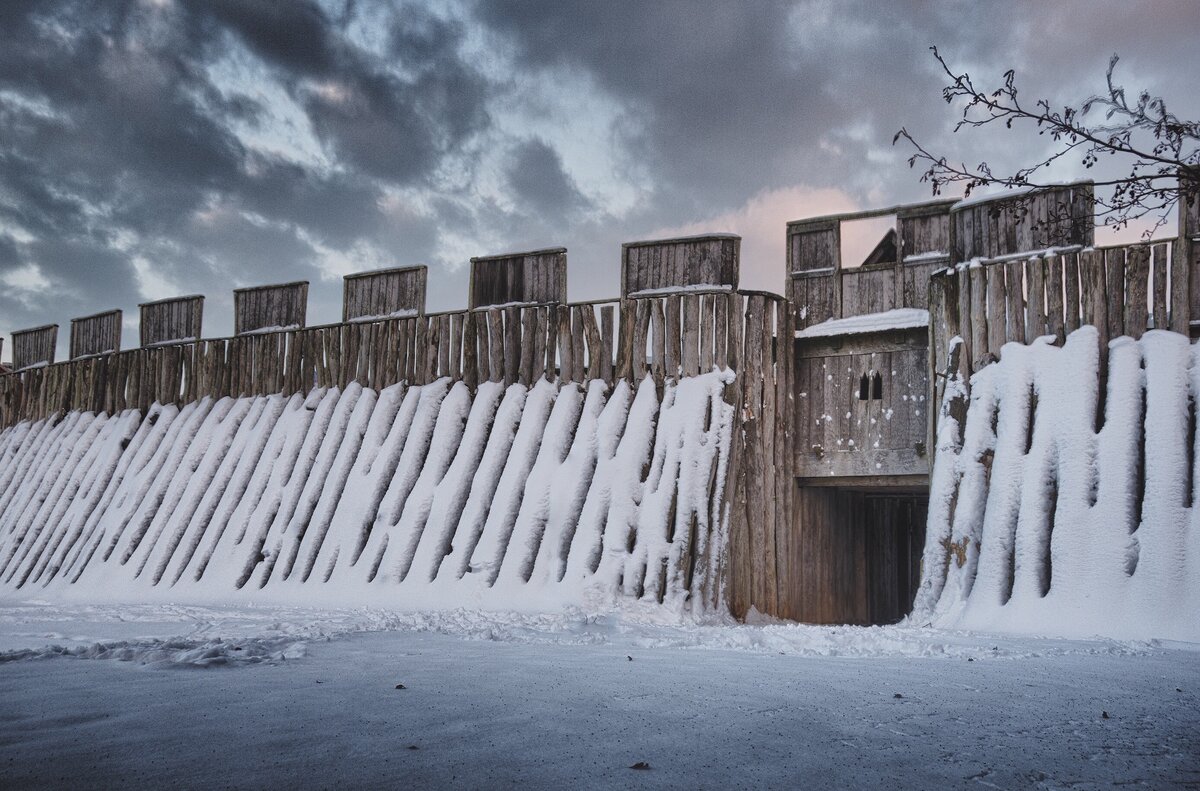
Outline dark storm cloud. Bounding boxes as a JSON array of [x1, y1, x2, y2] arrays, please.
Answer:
[[0, 0, 493, 353], [0, 0, 1196, 361], [506, 138, 591, 220]]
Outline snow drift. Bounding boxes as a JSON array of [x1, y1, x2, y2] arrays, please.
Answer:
[[914, 327, 1200, 642], [0, 371, 735, 615]]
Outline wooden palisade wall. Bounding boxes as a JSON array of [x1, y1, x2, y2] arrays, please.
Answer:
[[469, 248, 566, 309], [343, 265, 427, 322], [949, 181, 1094, 264], [929, 239, 1185, 389], [621, 234, 739, 296], [140, 296, 204, 347], [10, 325, 57, 371], [234, 281, 309, 334]]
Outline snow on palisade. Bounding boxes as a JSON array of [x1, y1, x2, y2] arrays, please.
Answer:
[[0, 371, 734, 617], [913, 327, 1200, 642]]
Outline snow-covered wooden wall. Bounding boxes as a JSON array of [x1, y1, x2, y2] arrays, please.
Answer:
[[0, 373, 735, 613], [914, 328, 1200, 642]]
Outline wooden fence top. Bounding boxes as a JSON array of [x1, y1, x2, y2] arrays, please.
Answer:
[[11, 323, 60, 336], [469, 248, 567, 309], [138, 294, 205, 308], [69, 308, 122, 324], [233, 280, 310, 294]]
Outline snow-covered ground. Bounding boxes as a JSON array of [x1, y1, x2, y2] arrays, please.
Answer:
[[1, 601, 1196, 789]]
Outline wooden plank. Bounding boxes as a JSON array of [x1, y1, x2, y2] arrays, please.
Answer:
[[1170, 237, 1191, 334], [504, 306, 520, 386], [581, 305, 603, 382], [968, 266, 989, 368], [519, 308, 536, 384], [986, 261, 1006, 358], [681, 295, 700, 377], [1063, 252, 1081, 333], [570, 305, 586, 383], [632, 299, 649, 382], [554, 305, 573, 383], [699, 294, 715, 373], [665, 295, 681, 381], [545, 305, 558, 381], [1125, 245, 1150, 338], [599, 305, 615, 384], [1025, 256, 1047, 342], [1044, 253, 1065, 343], [1104, 247, 1127, 339], [714, 294, 729, 369], [531, 307, 547, 383], [486, 309, 503, 383], [1151, 242, 1170, 330], [1003, 259, 1025, 344]]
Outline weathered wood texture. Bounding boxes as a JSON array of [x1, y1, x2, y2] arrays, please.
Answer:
[[0, 289, 782, 431], [621, 235, 740, 296], [949, 181, 1095, 263], [469, 248, 566, 308], [10, 325, 57, 371], [139, 296, 204, 347], [724, 292, 795, 622], [343, 266, 427, 321], [234, 281, 309, 335], [929, 239, 1183, 378], [787, 200, 956, 328], [69, 310, 122, 359], [786, 487, 927, 625], [1183, 182, 1200, 333], [793, 328, 930, 480]]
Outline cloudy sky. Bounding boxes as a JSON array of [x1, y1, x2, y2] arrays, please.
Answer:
[[1, 0, 1196, 361]]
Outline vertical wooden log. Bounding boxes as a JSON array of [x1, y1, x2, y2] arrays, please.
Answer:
[[519, 308, 536, 385], [581, 305, 604, 382], [1151, 242, 1169, 330], [570, 305, 586, 383], [1026, 256, 1047, 342], [649, 299, 665, 388], [556, 305, 574, 383], [599, 305, 615, 384], [1045, 253, 1065, 343], [616, 300, 634, 382], [1004, 259, 1025, 344], [1125, 245, 1150, 339], [439, 314, 452, 379], [699, 294, 715, 373], [665, 295, 681, 381], [1063, 251, 1081, 333], [714, 293, 729, 370], [1104, 247, 1127, 339], [682, 295, 700, 377], [632, 299, 649, 382], [450, 313, 464, 381], [475, 312, 490, 384], [1170, 236, 1191, 335], [956, 266, 973, 373], [544, 306, 558, 381], [504, 306, 520, 386], [531, 307, 547, 383], [462, 312, 479, 389], [986, 262, 1006, 358], [488, 308, 504, 383], [969, 266, 989, 367]]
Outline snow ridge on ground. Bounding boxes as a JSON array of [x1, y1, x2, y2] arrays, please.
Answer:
[[0, 371, 735, 616]]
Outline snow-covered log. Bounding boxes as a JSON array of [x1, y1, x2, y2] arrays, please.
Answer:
[[914, 327, 1200, 642]]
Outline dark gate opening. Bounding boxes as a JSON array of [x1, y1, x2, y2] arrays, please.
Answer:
[[791, 484, 928, 626]]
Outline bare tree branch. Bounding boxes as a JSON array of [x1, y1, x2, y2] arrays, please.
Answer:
[[895, 47, 1199, 236]]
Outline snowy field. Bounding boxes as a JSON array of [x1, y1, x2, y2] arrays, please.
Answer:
[[1, 602, 1197, 789]]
